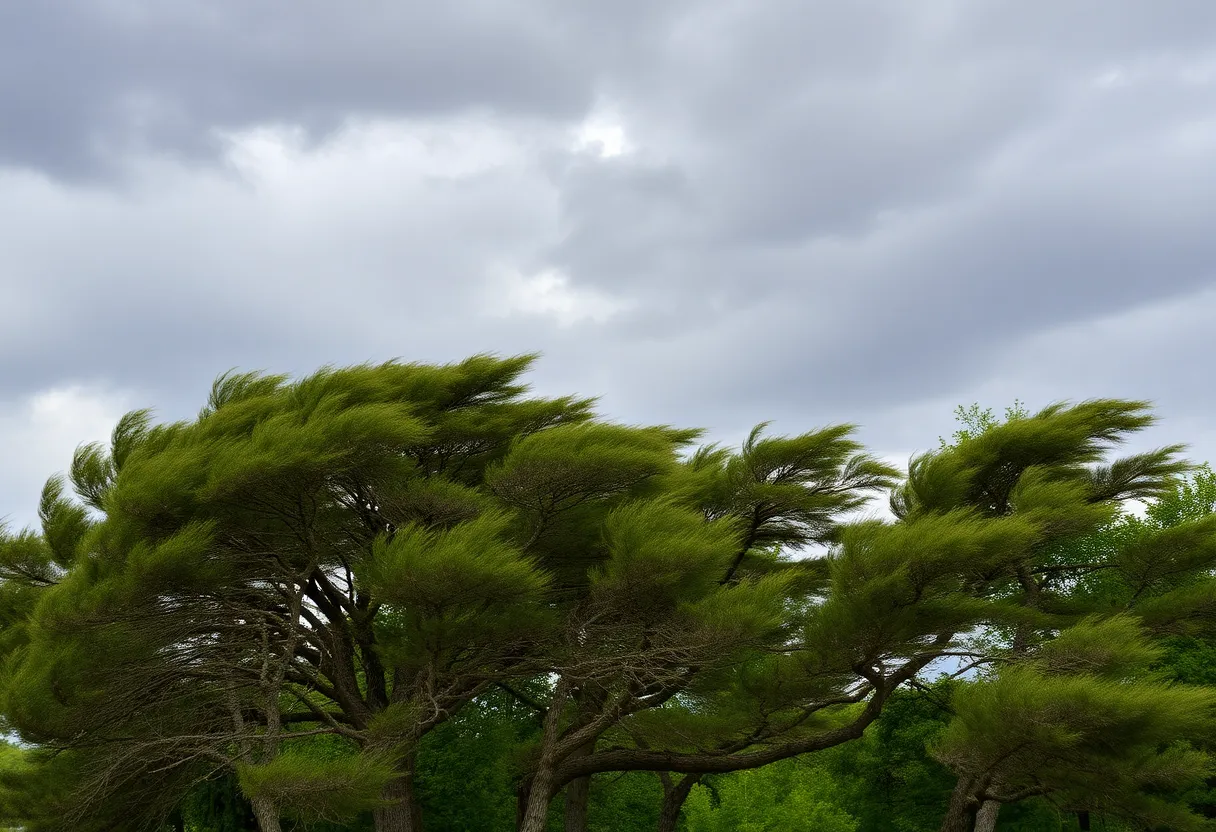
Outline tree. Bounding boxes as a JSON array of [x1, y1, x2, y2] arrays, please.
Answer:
[[0, 355, 595, 831], [822, 682, 958, 832], [5, 361, 1212, 832], [917, 404, 1216, 831], [536, 399, 1207, 832], [4, 355, 878, 832], [936, 618, 1216, 831], [807, 457, 1216, 832], [511, 423, 899, 831]]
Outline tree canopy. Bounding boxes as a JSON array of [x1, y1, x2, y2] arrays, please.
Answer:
[[1, 362, 1215, 832]]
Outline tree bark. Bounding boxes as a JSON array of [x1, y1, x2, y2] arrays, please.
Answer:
[[519, 678, 572, 832], [939, 778, 981, 832], [374, 773, 424, 832], [563, 739, 598, 832], [656, 773, 701, 832], [563, 774, 591, 832], [974, 800, 999, 832], [1077, 811, 1091, 830], [249, 796, 282, 832], [552, 702, 878, 782], [519, 765, 558, 832]]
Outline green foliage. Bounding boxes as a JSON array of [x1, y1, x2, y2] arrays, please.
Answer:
[[823, 685, 957, 832], [592, 499, 741, 611], [6, 378, 1216, 832], [0, 354, 606, 827], [413, 698, 531, 831], [706, 423, 900, 550], [907, 402, 1216, 830], [1146, 463, 1216, 527], [0, 742, 29, 832], [584, 772, 664, 832], [1034, 615, 1165, 678], [809, 510, 1039, 662], [938, 664, 1216, 828], [684, 759, 857, 832], [938, 400, 1029, 449], [238, 748, 395, 824], [177, 773, 260, 832], [362, 510, 552, 677]]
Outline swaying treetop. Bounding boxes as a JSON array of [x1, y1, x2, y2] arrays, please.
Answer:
[[2, 362, 1214, 832], [922, 404, 1216, 831]]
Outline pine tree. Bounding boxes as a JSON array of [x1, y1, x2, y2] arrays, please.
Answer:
[[0, 355, 593, 831], [920, 405, 1216, 831], [5, 361, 1214, 832], [511, 423, 898, 830], [534, 400, 1209, 832]]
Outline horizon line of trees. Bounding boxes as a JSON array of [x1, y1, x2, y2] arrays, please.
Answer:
[[0, 354, 1214, 832]]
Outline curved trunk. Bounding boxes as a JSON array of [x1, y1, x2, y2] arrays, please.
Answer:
[[374, 773, 424, 832], [519, 677, 573, 832], [974, 800, 999, 832], [249, 796, 282, 832], [940, 778, 980, 832], [656, 774, 701, 832], [519, 765, 558, 832]]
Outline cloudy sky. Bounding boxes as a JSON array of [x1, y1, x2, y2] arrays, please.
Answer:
[[2, 1, 1215, 529]]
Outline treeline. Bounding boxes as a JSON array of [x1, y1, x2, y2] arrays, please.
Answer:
[[0, 355, 1215, 832]]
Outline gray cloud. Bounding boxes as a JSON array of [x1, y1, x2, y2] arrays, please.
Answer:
[[2, 0, 1215, 527], [1, 0, 650, 176]]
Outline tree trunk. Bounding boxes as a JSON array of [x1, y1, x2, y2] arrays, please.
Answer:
[[249, 796, 282, 832], [374, 773, 424, 832], [519, 764, 558, 832], [657, 774, 701, 832], [940, 778, 980, 832], [519, 677, 572, 832], [563, 739, 598, 832], [974, 800, 999, 832], [1077, 811, 1091, 830], [563, 774, 591, 832]]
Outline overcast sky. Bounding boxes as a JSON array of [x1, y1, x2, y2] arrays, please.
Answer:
[[2, 1, 1215, 529]]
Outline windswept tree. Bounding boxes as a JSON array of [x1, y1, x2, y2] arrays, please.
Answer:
[[935, 617, 1216, 832], [509, 424, 899, 830], [1, 355, 885, 832], [0, 355, 597, 831], [516, 400, 1216, 832], [4, 358, 1215, 832], [913, 404, 1216, 832]]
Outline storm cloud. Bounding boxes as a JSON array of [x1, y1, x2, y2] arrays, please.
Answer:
[[2, 0, 1215, 527]]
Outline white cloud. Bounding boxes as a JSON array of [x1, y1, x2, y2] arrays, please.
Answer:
[[2, 0, 1216, 542], [0, 386, 131, 531], [486, 267, 632, 327], [0, 113, 570, 369], [574, 111, 632, 158], [1093, 70, 1121, 89], [218, 116, 536, 186]]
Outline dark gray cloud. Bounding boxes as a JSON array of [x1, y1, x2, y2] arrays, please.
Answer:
[[2, 0, 1215, 526], [0, 0, 699, 177]]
